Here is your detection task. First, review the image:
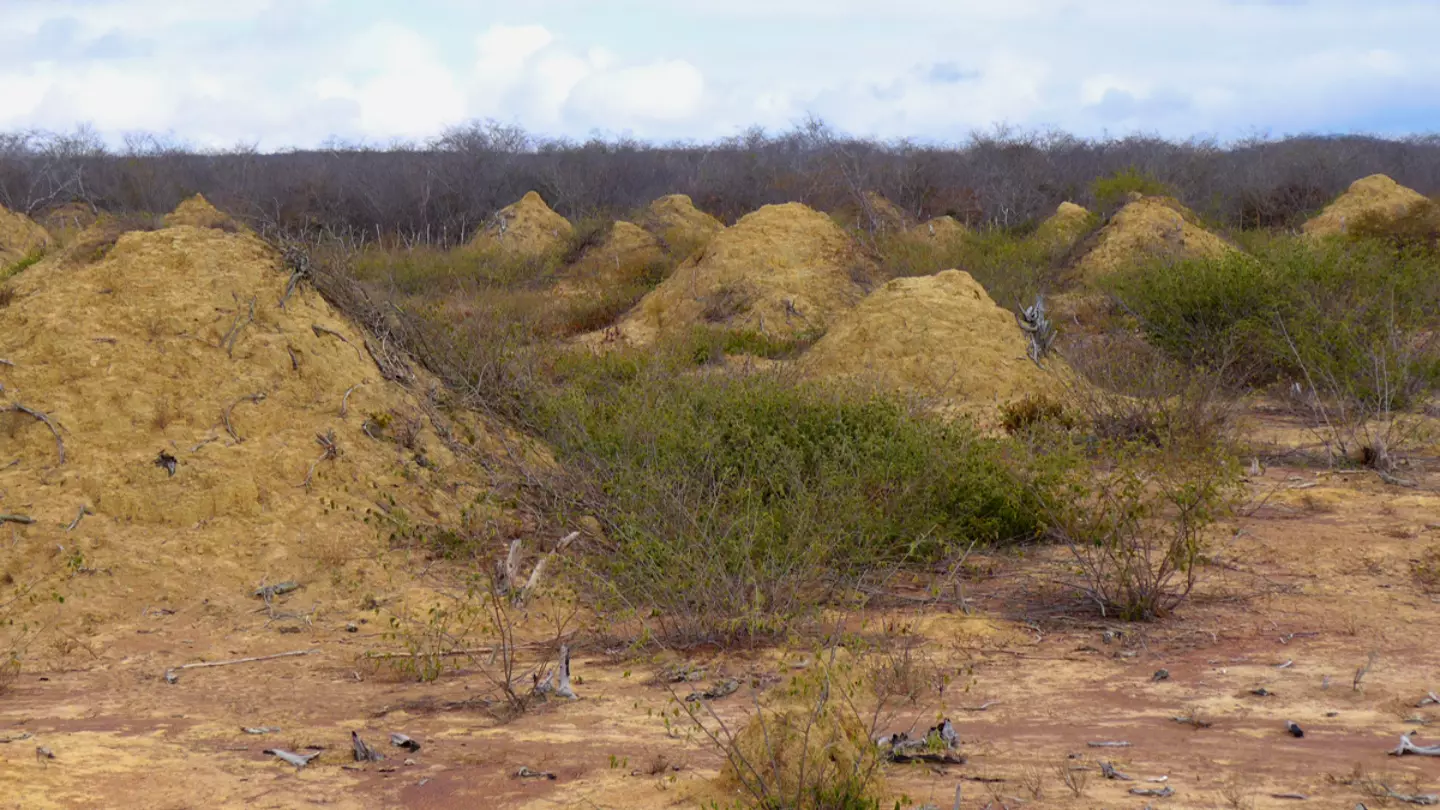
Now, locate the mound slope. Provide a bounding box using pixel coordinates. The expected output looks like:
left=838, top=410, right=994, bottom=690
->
left=0, top=209, right=506, bottom=651
left=1302, top=174, right=1429, bottom=238
left=0, top=203, right=52, bottom=267
left=801, top=270, right=1063, bottom=418
left=1070, top=196, right=1234, bottom=282
left=469, top=191, right=573, bottom=256
left=596, top=202, right=867, bottom=346
left=909, top=215, right=969, bottom=244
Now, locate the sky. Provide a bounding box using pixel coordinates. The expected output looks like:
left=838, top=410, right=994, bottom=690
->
left=1, top=0, right=1438, bottom=150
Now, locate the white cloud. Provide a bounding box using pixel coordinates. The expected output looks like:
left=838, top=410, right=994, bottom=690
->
left=0, top=1, right=1438, bottom=146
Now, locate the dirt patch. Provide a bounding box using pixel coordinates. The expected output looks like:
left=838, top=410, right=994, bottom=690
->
left=163, top=194, right=240, bottom=230
left=801, top=269, right=1067, bottom=420
left=636, top=194, right=724, bottom=257
left=1069, top=196, right=1236, bottom=283
left=592, top=202, right=868, bottom=347
left=469, top=191, right=573, bottom=257
left=0, top=216, right=512, bottom=655
left=1302, top=174, right=1429, bottom=238
left=0, top=203, right=52, bottom=267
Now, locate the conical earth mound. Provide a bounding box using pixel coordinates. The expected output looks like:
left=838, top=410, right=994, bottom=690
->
left=1033, top=201, right=1093, bottom=251
left=1070, top=196, right=1234, bottom=282
left=637, top=194, right=724, bottom=257
left=595, top=202, right=867, bottom=347
left=1302, top=174, right=1429, bottom=238
left=561, top=220, right=667, bottom=292
left=469, top=191, right=573, bottom=256
left=801, top=269, right=1064, bottom=419
left=0, top=203, right=52, bottom=267
left=0, top=216, right=512, bottom=646
left=163, top=193, right=238, bottom=230
left=908, top=215, right=969, bottom=244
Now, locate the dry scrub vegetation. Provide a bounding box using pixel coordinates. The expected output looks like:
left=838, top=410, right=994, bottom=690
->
left=3, top=126, right=1440, bottom=809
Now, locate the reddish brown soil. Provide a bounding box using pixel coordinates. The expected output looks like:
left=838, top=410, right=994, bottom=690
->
left=5, top=433, right=1439, bottom=809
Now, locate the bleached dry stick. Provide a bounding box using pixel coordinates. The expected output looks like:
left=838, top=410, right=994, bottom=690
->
left=8, top=403, right=64, bottom=464
left=65, top=505, right=93, bottom=532
left=164, top=648, right=318, bottom=683
left=340, top=384, right=362, bottom=418
left=518, top=531, right=580, bottom=605
left=221, top=296, right=256, bottom=356
left=1391, top=734, right=1440, bottom=757
left=222, top=393, right=267, bottom=442
left=0, top=514, right=34, bottom=525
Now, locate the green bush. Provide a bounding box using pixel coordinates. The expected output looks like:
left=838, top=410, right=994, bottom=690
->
left=1090, top=167, right=1172, bottom=212
left=530, top=355, right=1056, bottom=643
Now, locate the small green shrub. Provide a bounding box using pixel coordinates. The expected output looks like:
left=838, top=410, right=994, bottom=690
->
left=1091, top=167, right=1172, bottom=212
left=1, top=247, right=46, bottom=281
left=531, top=356, right=1056, bottom=644
left=1348, top=198, right=1440, bottom=253
left=1045, top=438, right=1243, bottom=621
left=999, top=393, right=1078, bottom=435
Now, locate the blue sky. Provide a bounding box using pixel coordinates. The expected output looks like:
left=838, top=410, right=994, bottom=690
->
left=1, top=0, right=1437, bottom=149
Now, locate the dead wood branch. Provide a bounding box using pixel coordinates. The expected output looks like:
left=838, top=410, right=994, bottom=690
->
left=264, top=748, right=320, bottom=771
left=534, top=644, right=577, bottom=699
left=8, top=402, right=65, bottom=464
left=1100, top=762, right=1134, bottom=781
left=1130, top=786, right=1174, bottom=798
left=1419, top=691, right=1439, bottom=707
left=65, top=505, right=93, bottom=531
left=0, top=514, right=35, bottom=525
left=364, top=336, right=413, bottom=384
left=340, top=384, right=362, bottom=418
left=0, top=359, right=12, bottom=367
left=518, top=531, right=580, bottom=605
left=1087, top=741, right=1132, bottom=748
left=312, top=324, right=362, bottom=360
left=164, top=648, right=318, bottom=684
left=222, top=392, right=267, bottom=442
left=962, top=701, right=1000, bottom=712
left=221, top=295, right=256, bottom=356
left=351, top=731, right=384, bottom=762
left=1391, top=734, right=1440, bottom=757
left=1271, top=794, right=1308, bottom=800
left=301, top=429, right=340, bottom=491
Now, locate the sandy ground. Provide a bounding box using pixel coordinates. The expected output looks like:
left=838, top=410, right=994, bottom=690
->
left=4, top=415, right=1439, bottom=809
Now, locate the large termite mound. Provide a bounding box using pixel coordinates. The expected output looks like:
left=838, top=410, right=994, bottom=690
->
left=1069, top=196, right=1235, bottom=282
left=594, top=202, right=868, bottom=347
left=1302, top=174, right=1429, bottom=239
left=0, top=199, right=515, bottom=652
left=469, top=191, right=573, bottom=256
left=0, top=203, right=52, bottom=267
left=802, top=270, right=1066, bottom=420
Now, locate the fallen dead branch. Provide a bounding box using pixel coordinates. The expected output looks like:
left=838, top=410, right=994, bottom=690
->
left=1130, top=786, right=1174, bottom=798
left=1419, top=691, right=1440, bottom=707
left=264, top=748, right=320, bottom=771
left=0, top=514, right=35, bottom=525
left=340, top=384, right=362, bottom=418
left=312, top=324, right=362, bottom=359
left=880, top=719, right=965, bottom=764
left=516, top=766, right=556, bottom=780
left=1271, top=793, right=1308, bottom=800
left=164, top=648, right=318, bottom=684
left=1099, top=762, right=1133, bottom=781
left=301, top=429, right=340, bottom=491
left=1087, top=741, right=1132, bottom=748
left=1391, top=734, right=1440, bottom=757
left=8, top=403, right=65, bottom=465
left=962, top=701, right=1001, bottom=712
left=65, top=505, right=93, bottom=532
left=221, top=295, right=256, bottom=356
left=534, top=644, right=577, bottom=700
left=351, top=731, right=384, bottom=762
left=222, top=392, right=267, bottom=442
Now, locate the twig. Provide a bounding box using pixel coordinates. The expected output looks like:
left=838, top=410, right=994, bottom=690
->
left=220, top=295, right=257, bottom=356
left=279, top=269, right=306, bottom=310
left=962, top=701, right=1000, bottom=712
left=0, top=358, right=13, bottom=366
left=0, top=514, right=35, bottom=525
left=8, top=403, right=65, bottom=464
left=164, top=648, right=318, bottom=683
left=312, top=324, right=362, bottom=360
left=65, top=505, right=93, bottom=532
left=340, top=384, right=362, bottom=418
left=1372, top=782, right=1440, bottom=805
left=1419, top=691, right=1440, bottom=707
left=1087, top=741, right=1132, bottom=748
left=222, top=393, right=267, bottom=443
left=301, top=429, right=340, bottom=491
left=1100, top=761, right=1134, bottom=781
left=1271, top=794, right=1308, bottom=800
left=286, top=345, right=299, bottom=371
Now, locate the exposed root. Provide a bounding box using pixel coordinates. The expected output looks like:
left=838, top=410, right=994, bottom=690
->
left=8, top=402, right=65, bottom=465
left=222, top=392, right=267, bottom=443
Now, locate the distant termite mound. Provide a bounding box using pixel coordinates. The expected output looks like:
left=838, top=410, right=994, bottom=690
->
left=635, top=194, right=725, bottom=258
left=1302, top=174, right=1429, bottom=238
left=0, top=203, right=52, bottom=267
left=469, top=191, right=573, bottom=257
left=1068, top=195, right=1235, bottom=283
